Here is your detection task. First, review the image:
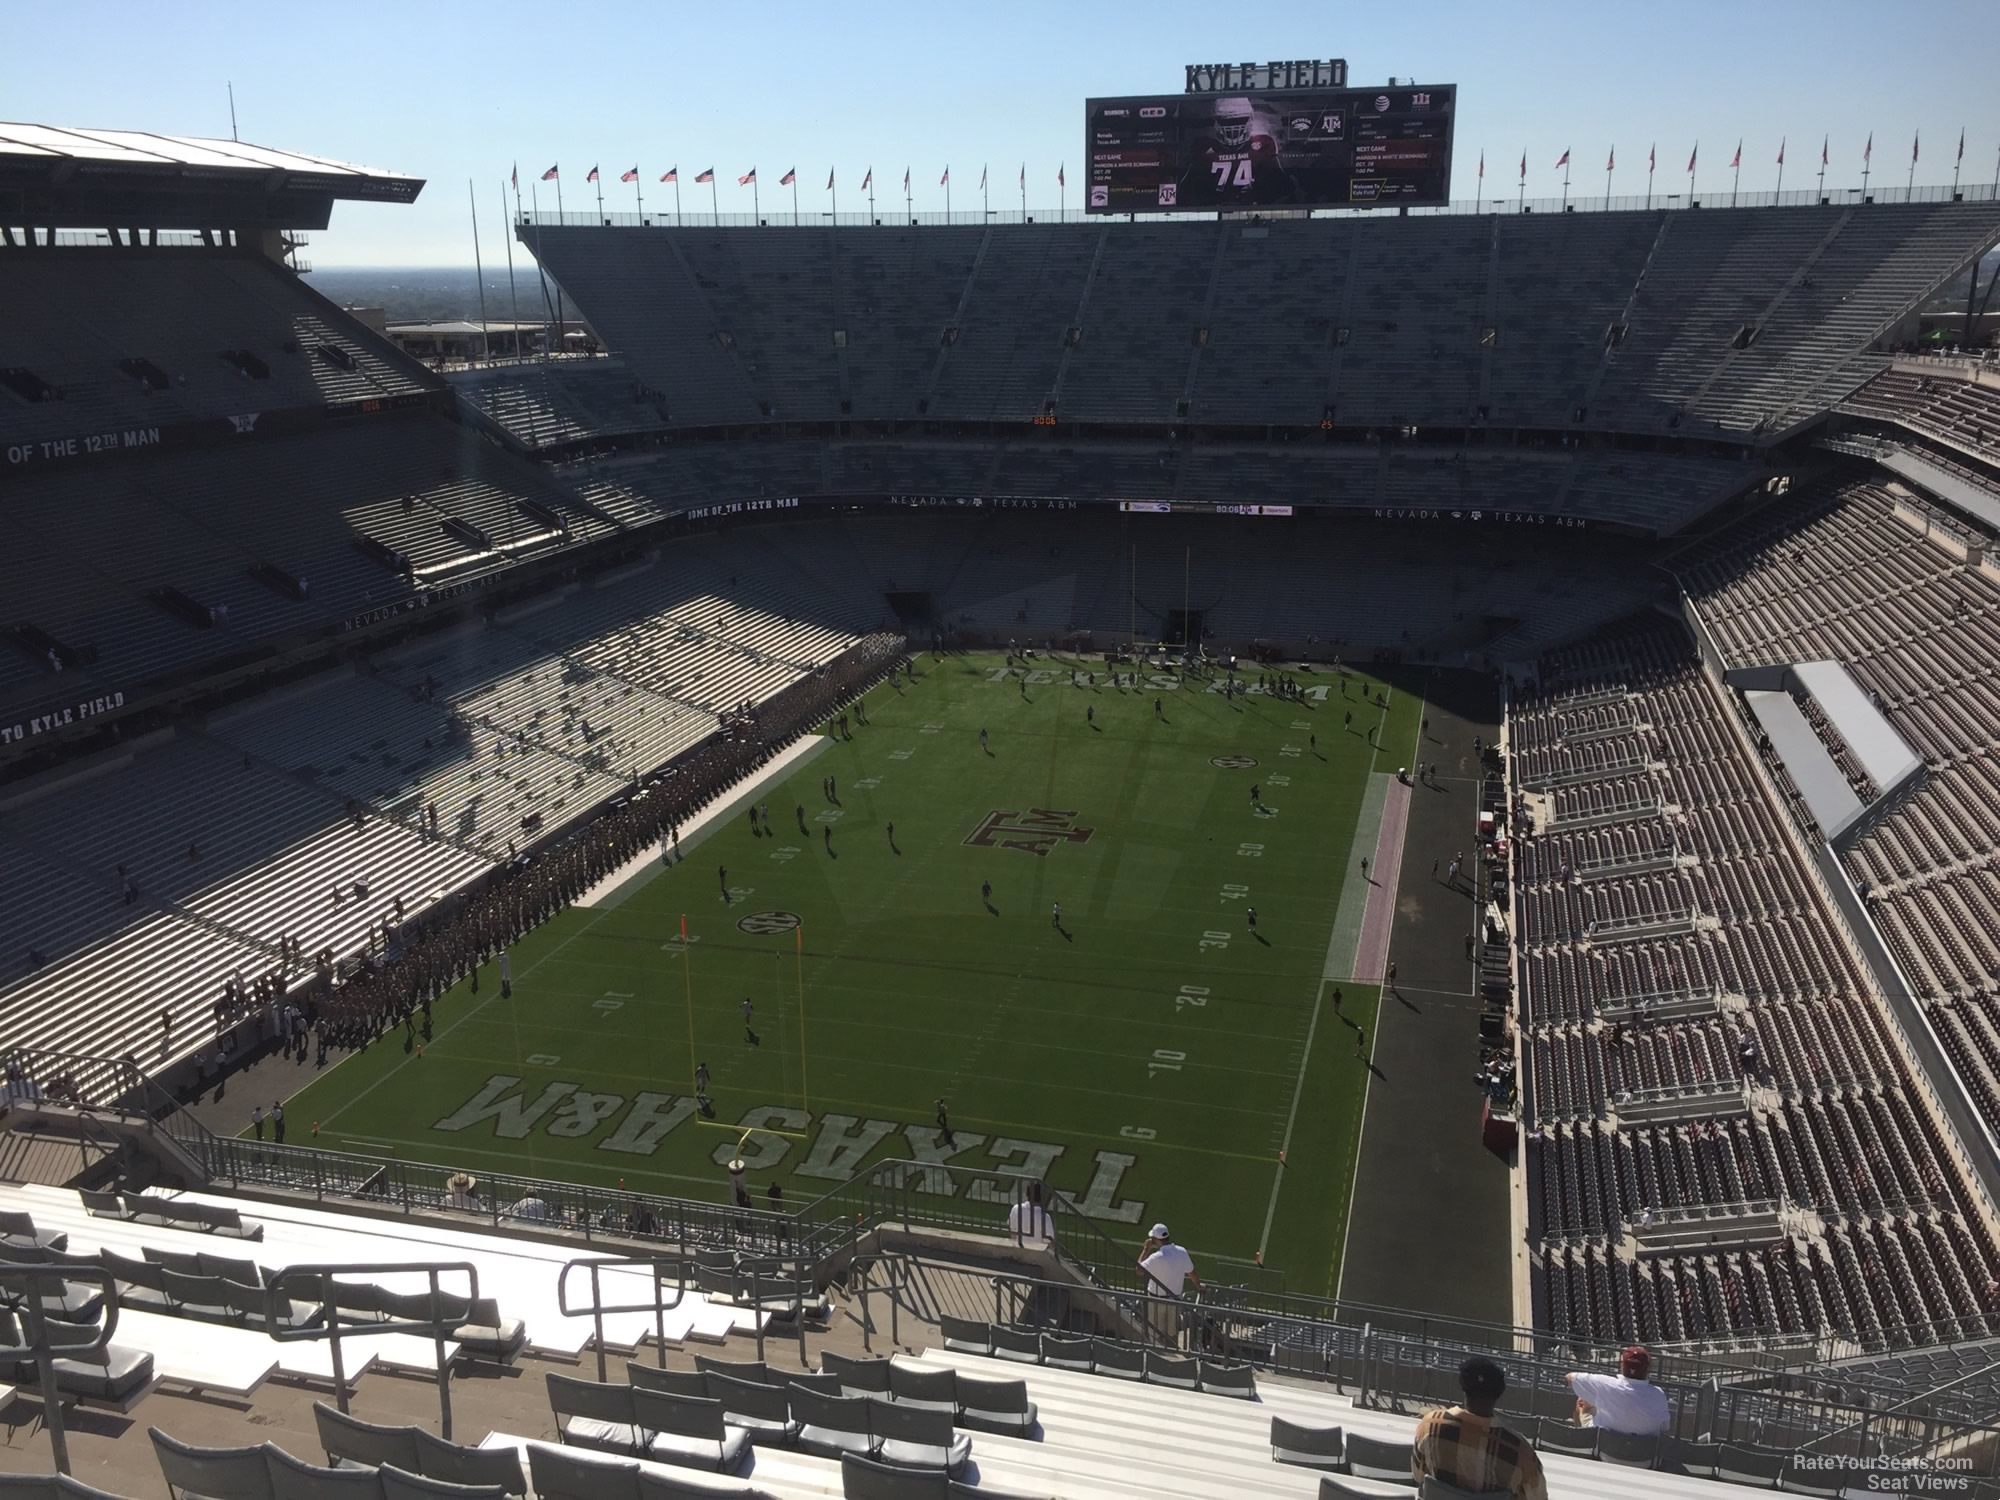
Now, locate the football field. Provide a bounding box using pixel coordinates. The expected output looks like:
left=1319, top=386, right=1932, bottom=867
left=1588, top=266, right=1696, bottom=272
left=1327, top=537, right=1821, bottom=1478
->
left=277, top=653, right=1424, bottom=1294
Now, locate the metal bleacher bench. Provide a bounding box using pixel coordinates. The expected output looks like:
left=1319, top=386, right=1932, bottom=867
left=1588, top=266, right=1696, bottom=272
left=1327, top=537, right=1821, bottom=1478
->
left=84, top=1191, right=264, bottom=1240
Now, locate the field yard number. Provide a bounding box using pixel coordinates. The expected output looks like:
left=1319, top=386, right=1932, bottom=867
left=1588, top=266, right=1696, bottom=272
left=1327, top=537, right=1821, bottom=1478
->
left=1280, top=744, right=1302, bottom=758
left=1149, top=1048, right=1186, bottom=1078
left=727, top=886, right=755, bottom=902
left=889, top=748, right=915, bottom=761
left=771, top=846, right=800, bottom=862
left=525, top=1053, right=561, bottom=1066
left=814, top=810, right=845, bottom=824
left=920, top=723, right=943, bottom=734
left=1267, top=774, right=1290, bottom=788
left=661, top=936, right=703, bottom=954
left=1291, top=720, right=1311, bottom=730
left=593, top=997, right=626, bottom=1015
left=1120, top=1126, right=1158, bottom=1140
left=1219, top=883, right=1250, bottom=903
left=1175, top=985, right=1210, bottom=1012
left=853, top=776, right=883, bottom=790
left=1237, top=842, right=1265, bottom=858
left=1199, top=929, right=1230, bottom=950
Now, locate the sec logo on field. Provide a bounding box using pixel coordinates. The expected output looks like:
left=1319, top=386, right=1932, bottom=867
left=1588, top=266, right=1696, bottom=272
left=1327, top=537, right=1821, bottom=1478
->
left=1210, top=755, right=1259, bottom=769
left=737, top=910, right=803, bottom=936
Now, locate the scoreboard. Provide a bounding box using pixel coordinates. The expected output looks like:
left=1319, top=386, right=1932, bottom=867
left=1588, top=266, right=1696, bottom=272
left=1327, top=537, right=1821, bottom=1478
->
left=1085, top=85, right=1456, bottom=215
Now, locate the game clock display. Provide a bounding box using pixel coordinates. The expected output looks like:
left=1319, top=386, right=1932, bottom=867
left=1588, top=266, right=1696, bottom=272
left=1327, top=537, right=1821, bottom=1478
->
left=1085, top=85, right=1455, bottom=214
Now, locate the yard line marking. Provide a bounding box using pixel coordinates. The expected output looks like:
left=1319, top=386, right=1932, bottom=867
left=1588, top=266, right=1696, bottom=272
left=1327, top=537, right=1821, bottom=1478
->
left=1257, top=937, right=1338, bottom=1262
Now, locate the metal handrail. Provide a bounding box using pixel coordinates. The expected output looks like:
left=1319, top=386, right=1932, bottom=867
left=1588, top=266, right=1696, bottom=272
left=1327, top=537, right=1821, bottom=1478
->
left=0, top=1260, right=119, bottom=1475
left=260, top=1260, right=478, bottom=1437
left=1798, top=1358, right=2000, bottom=1454
left=511, top=181, right=2000, bottom=232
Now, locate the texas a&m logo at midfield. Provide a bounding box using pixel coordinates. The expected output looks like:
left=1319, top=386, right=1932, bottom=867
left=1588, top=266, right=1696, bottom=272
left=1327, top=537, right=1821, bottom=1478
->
left=964, top=808, right=1095, bottom=857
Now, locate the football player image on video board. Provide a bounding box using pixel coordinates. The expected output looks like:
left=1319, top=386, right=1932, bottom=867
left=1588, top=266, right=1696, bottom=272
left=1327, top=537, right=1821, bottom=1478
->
left=1182, top=95, right=1303, bottom=206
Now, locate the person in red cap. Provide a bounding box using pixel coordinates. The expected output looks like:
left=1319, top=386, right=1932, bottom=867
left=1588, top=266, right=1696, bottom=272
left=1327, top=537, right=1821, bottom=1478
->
left=1566, top=1345, right=1670, bottom=1435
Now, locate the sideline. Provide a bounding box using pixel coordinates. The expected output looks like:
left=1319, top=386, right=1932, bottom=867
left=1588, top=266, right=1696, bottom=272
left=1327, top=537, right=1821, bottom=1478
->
left=1334, top=673, right=1429, bottom=1300
left=577, top=734, right=833, bottom=909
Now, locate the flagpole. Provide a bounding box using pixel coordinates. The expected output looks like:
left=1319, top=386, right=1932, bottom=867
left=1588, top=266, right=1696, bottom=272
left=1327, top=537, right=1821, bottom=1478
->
left=1776, top=142, right=1786, bottom=200
left=752, top=175, right=760, bottom=222
left=982, top=166, right=989, bottom=219
left=1689, top=142, right=1697, bottom=203
left=1950, top=132, right=1961, bottom=196
left=1817, top=138, right=1827, bottom=201
left=468, top=180, right=490, bottom=363
left=1516, top=152, right=1524, bottom=213
left=1862, top=136, right=1872, bottom=199
left=593, top=173, right=603, bottom=222
left=1647, top=154, right=1655, bottom=210
left=868, top=173, right=876, bottom=221
left=1475, top=153, right=1482, bottom=213
left=831, top=170, right=838, bottom=223
left=1560, top=155, right=1571, bottom=211
left=1605, top=148, right=1613, bottom=210
left=529, top=179, right=552, bottom=359
left=945, top=172, right=951, bottom=220
left=791, top=175, right=798, bottom=225
left=1019, top=167, right=1026, bottom=222
left=546, top=175, right=568, bottom=350
left=905, top=172, right=912, bottom=222
left=1732, top=156, right=1740, bottom=207
left=1907, top=135, right=1917, bottom=197
left=709, top=175, right=718, bottom=221
left=674, top=176, right=682, bottom=225
left=502, top=179, right=522, bottom=360
left=634, top=174, right=644, bottom=222
left=1060, top=165, right=1065, bottom=220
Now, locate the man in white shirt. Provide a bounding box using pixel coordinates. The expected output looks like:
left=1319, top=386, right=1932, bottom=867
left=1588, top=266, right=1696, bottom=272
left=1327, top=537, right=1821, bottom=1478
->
left=1566, top=1346, right=1671, bottom=1436
left=1007, top=1181, right=1054, bottom=1245
left=1139, top=1223, right=1200, bottom=1343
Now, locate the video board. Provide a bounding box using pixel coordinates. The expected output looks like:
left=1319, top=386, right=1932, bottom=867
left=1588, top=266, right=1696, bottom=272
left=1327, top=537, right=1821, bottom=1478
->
left=1085, top=85, right=1456, bottom=214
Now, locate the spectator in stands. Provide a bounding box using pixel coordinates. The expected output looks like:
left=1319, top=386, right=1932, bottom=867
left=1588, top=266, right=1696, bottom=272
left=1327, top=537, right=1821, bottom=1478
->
left=1412, top=1356, right=1547, bottom=1500
left=1138, top=1223, right=1199, bottom=1342
left=446, top=1172, right=480, bottom=1211
left=1008, top=1180, right=1054, bottom=1246
left=1567, top=1345, right=1671, bottom=1435
left=503, top=1193, right=553, bottom=1223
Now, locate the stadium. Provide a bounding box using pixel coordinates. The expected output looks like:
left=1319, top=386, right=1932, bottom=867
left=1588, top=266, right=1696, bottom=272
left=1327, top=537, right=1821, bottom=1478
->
left=5, top=53, right=2000, bottom=1500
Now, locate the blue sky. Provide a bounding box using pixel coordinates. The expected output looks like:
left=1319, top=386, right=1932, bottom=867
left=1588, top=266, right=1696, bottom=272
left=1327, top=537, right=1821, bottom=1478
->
left=7, top=0, right=1999, bottom=265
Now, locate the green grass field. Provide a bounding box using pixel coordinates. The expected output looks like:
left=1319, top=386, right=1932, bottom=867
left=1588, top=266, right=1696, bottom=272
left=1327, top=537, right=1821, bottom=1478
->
left=278, top=654, right=1423, bottom=1293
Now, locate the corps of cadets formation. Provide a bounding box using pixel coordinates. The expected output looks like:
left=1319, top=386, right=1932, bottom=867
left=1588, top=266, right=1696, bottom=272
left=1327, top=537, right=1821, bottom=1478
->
left=182, top=635, right=907, bottom=1079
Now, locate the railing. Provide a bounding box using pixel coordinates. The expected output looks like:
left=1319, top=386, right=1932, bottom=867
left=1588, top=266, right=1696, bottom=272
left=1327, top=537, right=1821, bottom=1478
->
left=1357, top=1327, right=2000, bottom=1474
left=260, top=1260, right=477, bottom=1436
left=552, top=1250, right=820, bottom=1375
left=1553, top=794, right=1664, bottom=828
left=1584, top=906, right=1700, bottom=940
left=0, top=1260, right=120, bottom=1474
left=1520, top=755, right=1647, bottom=788
left=511, top=180, right=2000, bottom=232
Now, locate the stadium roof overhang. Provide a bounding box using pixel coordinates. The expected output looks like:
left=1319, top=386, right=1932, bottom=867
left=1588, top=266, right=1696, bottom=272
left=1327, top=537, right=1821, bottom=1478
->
left=0, top=123, right=423, bottom=232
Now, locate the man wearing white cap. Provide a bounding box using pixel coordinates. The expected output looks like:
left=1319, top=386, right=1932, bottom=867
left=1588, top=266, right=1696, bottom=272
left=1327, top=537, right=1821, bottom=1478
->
left=1139, top=1223, right=1200, bottom=1344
